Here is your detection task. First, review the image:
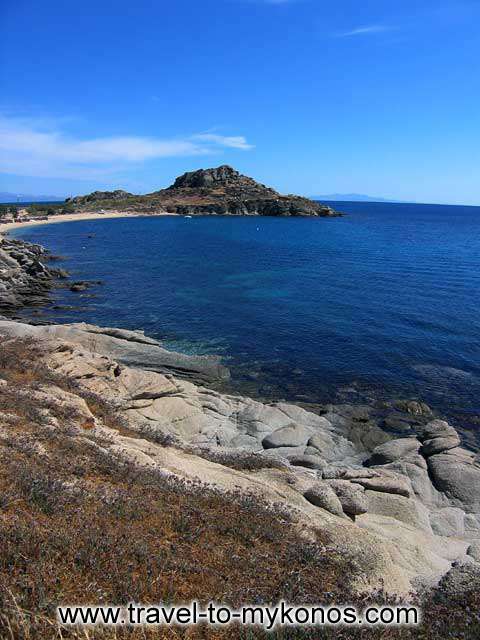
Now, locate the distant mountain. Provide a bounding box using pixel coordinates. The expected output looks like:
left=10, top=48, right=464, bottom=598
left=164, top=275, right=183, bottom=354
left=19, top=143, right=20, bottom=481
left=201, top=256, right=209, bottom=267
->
left=312, top=193, right=404, bottom=203
left=0, top=192, right=62, bottom=204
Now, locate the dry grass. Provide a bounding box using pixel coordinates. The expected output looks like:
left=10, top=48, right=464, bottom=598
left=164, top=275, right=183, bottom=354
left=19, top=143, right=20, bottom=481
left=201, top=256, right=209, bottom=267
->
left=184, top=446, right=288, bottom=472
left=0, top=337, right=479, bottom=639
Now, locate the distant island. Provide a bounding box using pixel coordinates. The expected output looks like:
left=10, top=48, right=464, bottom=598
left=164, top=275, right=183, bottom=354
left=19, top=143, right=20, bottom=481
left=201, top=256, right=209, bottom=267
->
left=64, top=165, right=341, bottom=218
left=0, top=191, right=62, bottom=204
left=312, top=193, right=405, bottom=203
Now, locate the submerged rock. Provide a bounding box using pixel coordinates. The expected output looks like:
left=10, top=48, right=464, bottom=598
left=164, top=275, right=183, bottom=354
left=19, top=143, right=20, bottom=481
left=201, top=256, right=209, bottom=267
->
left=394, top=399, right=432, bottom=416
left=70, top=281, right=99, bottom=292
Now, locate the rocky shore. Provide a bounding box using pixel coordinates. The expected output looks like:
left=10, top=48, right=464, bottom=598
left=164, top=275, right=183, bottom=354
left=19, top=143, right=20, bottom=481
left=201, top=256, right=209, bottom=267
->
left=1, top=232, right=480, bottom=616
left=0, top=236, right=67, bottom=312
left=1, top=317, right=480, bottom=599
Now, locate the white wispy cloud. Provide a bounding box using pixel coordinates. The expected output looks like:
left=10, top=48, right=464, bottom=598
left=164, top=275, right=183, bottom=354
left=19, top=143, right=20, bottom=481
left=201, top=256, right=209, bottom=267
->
left=336, top=25, right=392, bottom=38
left=192, top=133, right=253, bottom=149
left=0, top=115, right=253, bottom=179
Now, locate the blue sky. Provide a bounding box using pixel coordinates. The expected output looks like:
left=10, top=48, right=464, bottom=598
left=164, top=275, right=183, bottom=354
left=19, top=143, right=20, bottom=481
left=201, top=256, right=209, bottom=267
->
left=1, top=0, right=479, bottom=203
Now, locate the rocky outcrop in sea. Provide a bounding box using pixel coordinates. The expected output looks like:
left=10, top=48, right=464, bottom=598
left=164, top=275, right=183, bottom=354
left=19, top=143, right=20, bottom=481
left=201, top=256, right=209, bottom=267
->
left=66, top=165, right=341, bottom=217
left=0, top=237, right=67, bottom=312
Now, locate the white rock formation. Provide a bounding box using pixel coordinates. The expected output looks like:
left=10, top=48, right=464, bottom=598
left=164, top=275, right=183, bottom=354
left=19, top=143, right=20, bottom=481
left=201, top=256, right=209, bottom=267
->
left=1, top=319, right=479, bottom=594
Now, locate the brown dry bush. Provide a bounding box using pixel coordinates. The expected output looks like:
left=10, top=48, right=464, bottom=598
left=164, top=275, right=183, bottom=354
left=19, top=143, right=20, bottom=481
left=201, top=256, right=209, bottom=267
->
left=185, top=447, right=288, bottom=472
left=0, top=440, right=353, bottom=639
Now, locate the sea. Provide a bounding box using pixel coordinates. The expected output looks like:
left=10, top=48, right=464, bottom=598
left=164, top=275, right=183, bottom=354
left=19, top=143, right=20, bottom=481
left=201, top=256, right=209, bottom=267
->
left=11, top=201, right=480, bottom=446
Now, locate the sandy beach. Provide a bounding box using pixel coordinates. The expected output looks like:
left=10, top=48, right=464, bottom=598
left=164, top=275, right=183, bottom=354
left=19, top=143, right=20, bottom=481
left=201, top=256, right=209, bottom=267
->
left=0, top=210, right=178, bottom=237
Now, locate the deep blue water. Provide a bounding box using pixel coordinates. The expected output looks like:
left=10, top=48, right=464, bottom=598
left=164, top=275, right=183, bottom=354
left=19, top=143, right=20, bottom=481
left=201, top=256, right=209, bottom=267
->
left=13, top=202, right=480, bottom=442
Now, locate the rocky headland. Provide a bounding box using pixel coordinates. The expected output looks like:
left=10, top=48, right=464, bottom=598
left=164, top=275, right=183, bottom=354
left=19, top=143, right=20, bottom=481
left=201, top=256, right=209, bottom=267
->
left=65, top=165, right=340, bottom=217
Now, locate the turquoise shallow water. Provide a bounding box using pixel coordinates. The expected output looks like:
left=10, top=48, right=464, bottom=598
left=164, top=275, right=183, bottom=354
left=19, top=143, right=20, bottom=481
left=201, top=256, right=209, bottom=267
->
left=13, top=201, right=480, bottom=442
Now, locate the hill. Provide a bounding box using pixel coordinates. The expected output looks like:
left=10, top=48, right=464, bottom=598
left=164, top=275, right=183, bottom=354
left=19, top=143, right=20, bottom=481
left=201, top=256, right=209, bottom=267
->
left=67, top=166, right=340, bottom=217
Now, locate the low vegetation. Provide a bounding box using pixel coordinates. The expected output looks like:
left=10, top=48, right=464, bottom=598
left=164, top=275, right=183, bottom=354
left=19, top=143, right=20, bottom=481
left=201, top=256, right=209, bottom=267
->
left=0, top=203, right=75, bottom=220
left=26, top=202, right=75, bottom=216
left=0, top=205, right=20, bottom=219
left=0, top=338, right=478, bottom=639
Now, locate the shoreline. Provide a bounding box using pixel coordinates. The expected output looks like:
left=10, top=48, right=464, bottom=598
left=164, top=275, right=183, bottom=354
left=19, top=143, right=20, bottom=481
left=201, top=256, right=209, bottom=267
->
left=1, top=316, right=479, bottom=601
left=2, top=215, right=478, bottom=448
left=0, top=210, right=179, bottom=237
left=3, top=228, right=480, bottom=602
left=2, top=213, right=479, bottom=452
